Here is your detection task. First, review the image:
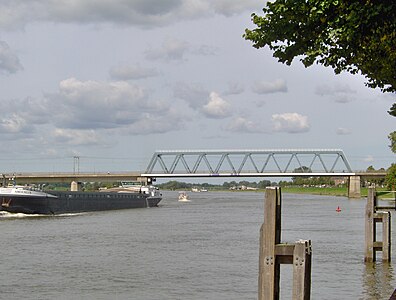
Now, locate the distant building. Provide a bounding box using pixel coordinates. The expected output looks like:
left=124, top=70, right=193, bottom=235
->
left=332, top=177, right=347, bottom=186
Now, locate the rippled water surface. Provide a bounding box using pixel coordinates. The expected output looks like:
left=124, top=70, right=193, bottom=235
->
left=1, top=191, right=395, bottom=299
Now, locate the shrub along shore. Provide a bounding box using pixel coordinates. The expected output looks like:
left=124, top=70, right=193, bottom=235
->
left=156, top=180, right=388, bottom=198
left=282, top=186, right=358, bottom=197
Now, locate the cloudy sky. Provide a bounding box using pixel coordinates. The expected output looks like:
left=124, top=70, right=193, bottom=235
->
left=0, top=0, right=394, bottom=173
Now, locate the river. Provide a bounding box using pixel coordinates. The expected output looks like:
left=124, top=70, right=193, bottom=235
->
left=0, top=191, right=395, bottom=299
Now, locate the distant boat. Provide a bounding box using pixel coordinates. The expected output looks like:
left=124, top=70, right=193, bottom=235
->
left=178, top=191, right=190, bottom=202
left=191, top=187, right=208, bottom=192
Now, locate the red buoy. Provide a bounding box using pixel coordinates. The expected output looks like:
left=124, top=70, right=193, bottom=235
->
left=336, top=206, right=341, bottom=212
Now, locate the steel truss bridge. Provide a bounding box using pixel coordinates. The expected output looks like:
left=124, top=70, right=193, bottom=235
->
left=142, top=149, right=355, bottom=178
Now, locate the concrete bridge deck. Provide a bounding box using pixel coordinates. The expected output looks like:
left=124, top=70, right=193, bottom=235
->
left=1, top=172, right=144, bottom=184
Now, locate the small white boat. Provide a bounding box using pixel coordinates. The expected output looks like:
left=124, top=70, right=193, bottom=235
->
left=178, top=191, right=190, bottom=202
left=191, top=187, right=208, bottom=192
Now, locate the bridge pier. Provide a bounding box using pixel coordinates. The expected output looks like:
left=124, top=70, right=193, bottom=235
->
left=70, top=181, right=82, bottom=191
left=348, top=176, right=361, bottom=198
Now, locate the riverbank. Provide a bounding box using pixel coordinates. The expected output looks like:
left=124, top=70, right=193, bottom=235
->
left=197, top=187, right=386, bottom=197
left=282, top=186, right=389, bottom=197
left=162, top=186, right=388, bottom=197
left=282, top=186, right=351, bottom=197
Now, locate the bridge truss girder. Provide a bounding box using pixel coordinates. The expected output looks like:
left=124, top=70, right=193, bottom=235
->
left=143, top=149, right=353, bottom=177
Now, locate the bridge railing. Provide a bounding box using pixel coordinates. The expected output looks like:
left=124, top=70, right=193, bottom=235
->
left=144, top=149, right=353, bottom=176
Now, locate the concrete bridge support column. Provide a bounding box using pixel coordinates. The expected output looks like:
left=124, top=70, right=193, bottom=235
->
left=70, top=181, right=82, bottom=191
left=348, top=176, right=361, bottom=198
left=137, top=177, right=149, bottom=185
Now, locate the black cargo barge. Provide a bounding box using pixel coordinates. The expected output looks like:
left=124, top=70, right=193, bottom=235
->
left=0, top=185, right=162, bottom=215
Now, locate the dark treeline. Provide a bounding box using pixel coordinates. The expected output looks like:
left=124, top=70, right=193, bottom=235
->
left=157, top=165, right=387, bottom=190
left=157, top=178, right=338, bottom=190
left=157, top=180, right=275, bottom=190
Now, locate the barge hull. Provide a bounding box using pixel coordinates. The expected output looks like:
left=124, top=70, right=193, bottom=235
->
left=1, top=191, right=161, bottom=215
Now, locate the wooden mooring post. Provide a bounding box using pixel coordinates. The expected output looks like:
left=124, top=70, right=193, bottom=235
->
left=365, top=187, right=391, bottom=262
left=259, top=187, right=312, bottom=300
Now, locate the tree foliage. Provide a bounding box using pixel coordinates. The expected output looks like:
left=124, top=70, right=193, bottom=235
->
left=388, top=131, right=396, bottom=153
left=244, top=0, right=396, bottom=93
left=385, top=164, right=396, bottom=190
left=388, top=103, right=396, bottom=117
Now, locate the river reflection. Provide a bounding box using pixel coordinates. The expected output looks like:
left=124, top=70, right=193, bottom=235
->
left=362, top=262, right=394, bottom=300
left=1, top=191, right=395, bottom=299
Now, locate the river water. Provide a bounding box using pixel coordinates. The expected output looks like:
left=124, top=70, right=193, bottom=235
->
left=0, top=191, right=395, bottom=299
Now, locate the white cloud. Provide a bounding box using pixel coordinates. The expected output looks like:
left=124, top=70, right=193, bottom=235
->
left=173, top=82, right=209, bottom=108
left=0, top=113, right=30, bottom=134
left=315, top=83, right=356, bottom=103
left=109, top=64, right=159, bottom=80
left=52, top=128, right=101, bottom=145
left=0, top=78, right=183, bottom=139
left=224, top=82, right=244, bottom=95
left=145, top=37, right=216, bottom=63
left=364, top=155, right=374, bottom=163
left=145, top=37, right=190, bottom=61
left=0, top=76, right=187, bottom=148
left=272, top=113, right=310, bottom=133
left=336, top=127, right=351, bottom=135
left=0, top=41, right=23, bottom=74
left=47, top=78, right=150, bottom=129
left=252, top=79, right=287, bottom=94
left=125, top=107, right=185, bottom=134
left=47, top=78, right=186, bottom=134
left=315, top=83, right=356, bottom=96
left=192, top=44, right=217, bottom=56
left=225, top=117, right=266, bottom=133
left=201, top=92, right=231, bottom=119
left=333, top=95, right=353, bottom=103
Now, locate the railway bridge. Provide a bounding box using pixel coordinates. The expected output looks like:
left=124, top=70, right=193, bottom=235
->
left=1, top=149, right=387, bottom=198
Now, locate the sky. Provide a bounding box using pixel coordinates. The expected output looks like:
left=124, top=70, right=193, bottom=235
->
left=0, top=0, right=394, bottom=174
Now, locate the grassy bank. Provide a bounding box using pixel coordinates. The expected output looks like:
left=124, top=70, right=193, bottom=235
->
left=163, top=186, right=388, bottom=197
left=282, top=186, right=350, bottom=197
left=282, top=186, right=388, bottom=197
left=180, top=187, right=356, bottom=196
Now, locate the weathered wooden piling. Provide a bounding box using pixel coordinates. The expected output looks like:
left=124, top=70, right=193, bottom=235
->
left=293, top=240, right=312, bottom=299
left=365, top=187, right=391, bottom=262
left=389, top=288, right=396, bottom=300
left=259, top=187, right=312, bottom=300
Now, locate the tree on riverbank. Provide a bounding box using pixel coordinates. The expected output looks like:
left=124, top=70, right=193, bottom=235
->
left=385, top=164, right=396, bottom=190
left=244, top=1, right=396, bottom=93
left=244, top=0, right=396, bottom=152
